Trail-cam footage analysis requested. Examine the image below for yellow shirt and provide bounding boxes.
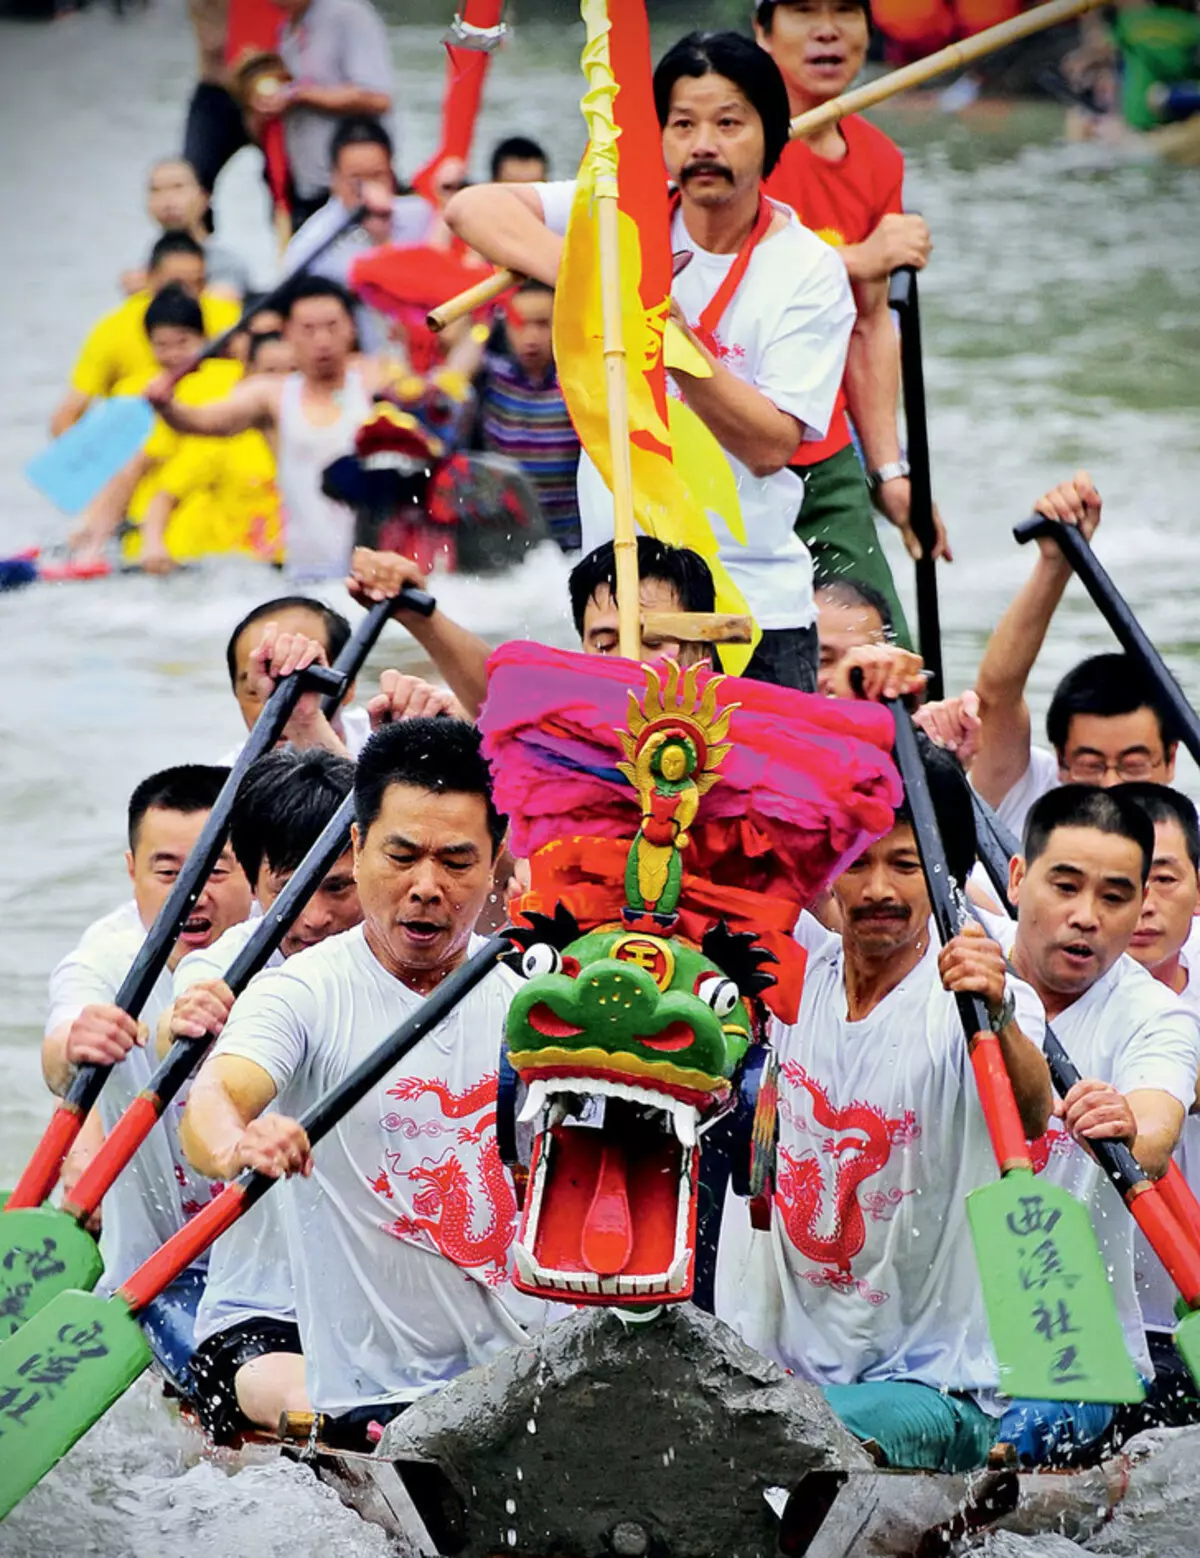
[70,291,241,399]
[151,429,282,562]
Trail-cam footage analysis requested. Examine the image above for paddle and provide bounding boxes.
[26,203,367,517]
[970,790,1019,917]
[1040,1028,1200,1388]
[0,794,355,1339]
[0,935,509,1520]
[888,267,944,697]
[3,660,344,1221]
[318,588,436,724]
[888,698,1143,1402]
[1014,516,1200,766]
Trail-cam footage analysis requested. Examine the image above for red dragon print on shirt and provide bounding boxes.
[775,1062,920,1307]
[378,1074,517,1284]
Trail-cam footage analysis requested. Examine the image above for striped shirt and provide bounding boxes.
[479,355,581,550]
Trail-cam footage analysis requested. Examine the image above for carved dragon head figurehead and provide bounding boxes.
[502,663,778,1305]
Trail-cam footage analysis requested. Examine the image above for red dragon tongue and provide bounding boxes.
[579,1140,634,1277]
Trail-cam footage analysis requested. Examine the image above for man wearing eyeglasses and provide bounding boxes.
[971,471,1178,839]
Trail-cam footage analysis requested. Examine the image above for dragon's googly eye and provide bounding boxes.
[695,972,740,1019]
[520,944,563,979]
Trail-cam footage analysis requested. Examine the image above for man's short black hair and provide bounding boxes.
[653,30,792,178]
[148,230,205,272]
[568,537,716,638]
[354,719,506,854]
[489,134,549,180]
[330,115,394,164]
[128,764,229,852]
[280,274,356,320]
[1023,783,1154,883]
[814,576,895,639]
[755,0,871,31]
[144,282,204,339]
[893,733,976,889]
[225,596,352,688]
[247,328,285,368]
[231,748,355,885]
[516,277,555,300]
[1045,652,1176,757]
[1116,781,1200,873]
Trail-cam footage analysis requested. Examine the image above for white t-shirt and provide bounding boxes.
[717,913,1044,1406]
[176,920,296,1345]
[535,180,855,633]
[1134,952,1200,1332]
[978,744,1059,844]
[219,703,373,767]
[1020,948,1200,1374]
[210,925,548,1412]
[45,901,222,1291]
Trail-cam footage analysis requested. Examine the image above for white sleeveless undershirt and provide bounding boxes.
[277,369,371,580]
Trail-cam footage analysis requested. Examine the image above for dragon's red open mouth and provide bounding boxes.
[512,1080,701,1304]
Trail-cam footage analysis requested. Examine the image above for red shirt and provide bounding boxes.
[764,114,905,468]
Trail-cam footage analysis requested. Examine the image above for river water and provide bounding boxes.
[1,5,1199,1555]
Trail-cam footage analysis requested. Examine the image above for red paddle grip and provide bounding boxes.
[62,1095,161,1223]
[970,1031,1032,1172]
[118,1180,248,1315]
[1159,1161,1200,1255]
[6,1104,84,1211]
[1129,1185,1200,1308]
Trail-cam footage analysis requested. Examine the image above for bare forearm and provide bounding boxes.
[400,608,491,720]
[444,186,563,287]
[1130,1092,1185,1180]
[181,1074,255,1179]
[845,304,901,470]
[50,389,90,439]
[290,84,390,116]
[976,553,1072,710]
[673,362,799,476]
[837,240,887,285]
[42,1022,73,1096]
[999,1022,1053,1140]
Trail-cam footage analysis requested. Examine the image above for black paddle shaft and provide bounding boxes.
[235,936,510,1216]
[1014,516,1200,767]
[888,265,944,700]
[1042,1026,1151,1201]
[970,790,1018,918]
[318,589,437,721]
[887,699,991,1040]
[63,661,345,1120]
[146,794,357,1107]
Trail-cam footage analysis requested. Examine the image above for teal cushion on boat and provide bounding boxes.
[823,1380,997,1473]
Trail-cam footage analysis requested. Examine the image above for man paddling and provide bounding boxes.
[148,276,385,580]
[985,785,1200,1463]
[717,739,1052,1472]
[181,720,547,1442]
[971,472,1179,837]
[754,0,944,644]
[444,30,856,691]
[41,766,252,1379]
[171,749,361,1441]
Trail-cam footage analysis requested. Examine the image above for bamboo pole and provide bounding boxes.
[790,0,1109,139]
[595,189,641,662]
[427,0,1108,333]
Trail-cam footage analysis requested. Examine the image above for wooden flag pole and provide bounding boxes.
[427,0,1107,335]
[596,189,641,662]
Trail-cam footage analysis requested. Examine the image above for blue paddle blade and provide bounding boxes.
[25,397,155,515]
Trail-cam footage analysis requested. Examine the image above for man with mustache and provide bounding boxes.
[445,31,856,692]
[754,0,943,647]
[983,784,1200,1463]
[718,741,1052,1472]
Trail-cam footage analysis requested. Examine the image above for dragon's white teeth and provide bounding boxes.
[671,1100,698,1148]
[513,1241,537,1284]
[518,1081,548,1124]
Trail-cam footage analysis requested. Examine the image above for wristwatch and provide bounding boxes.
[987,985,1017,1032]
[869,459,910,488]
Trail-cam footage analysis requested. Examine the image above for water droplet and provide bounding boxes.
[516,1467,524,1482]
[506,1497,517,1515]
[526,1417,538,1434]
[507,1529,517,1547]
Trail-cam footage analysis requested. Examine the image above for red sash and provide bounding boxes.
[670,192,774,356]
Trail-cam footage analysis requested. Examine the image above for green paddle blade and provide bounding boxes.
[0,1289,151,1520]
[1173,1308,1200,1391]
[968,1169,1144,1404]
[0,1209,104,1339]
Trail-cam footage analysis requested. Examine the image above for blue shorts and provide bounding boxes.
[998,1398,1114,1467]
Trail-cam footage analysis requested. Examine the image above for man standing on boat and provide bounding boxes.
[445,31,856,693]
[754,0,946,648]
[148,276,384,580]
[181,719,547,1444]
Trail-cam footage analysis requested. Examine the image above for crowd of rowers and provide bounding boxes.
[36,1,1200,1481]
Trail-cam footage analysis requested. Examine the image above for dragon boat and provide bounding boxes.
[152,644,1200,1556]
